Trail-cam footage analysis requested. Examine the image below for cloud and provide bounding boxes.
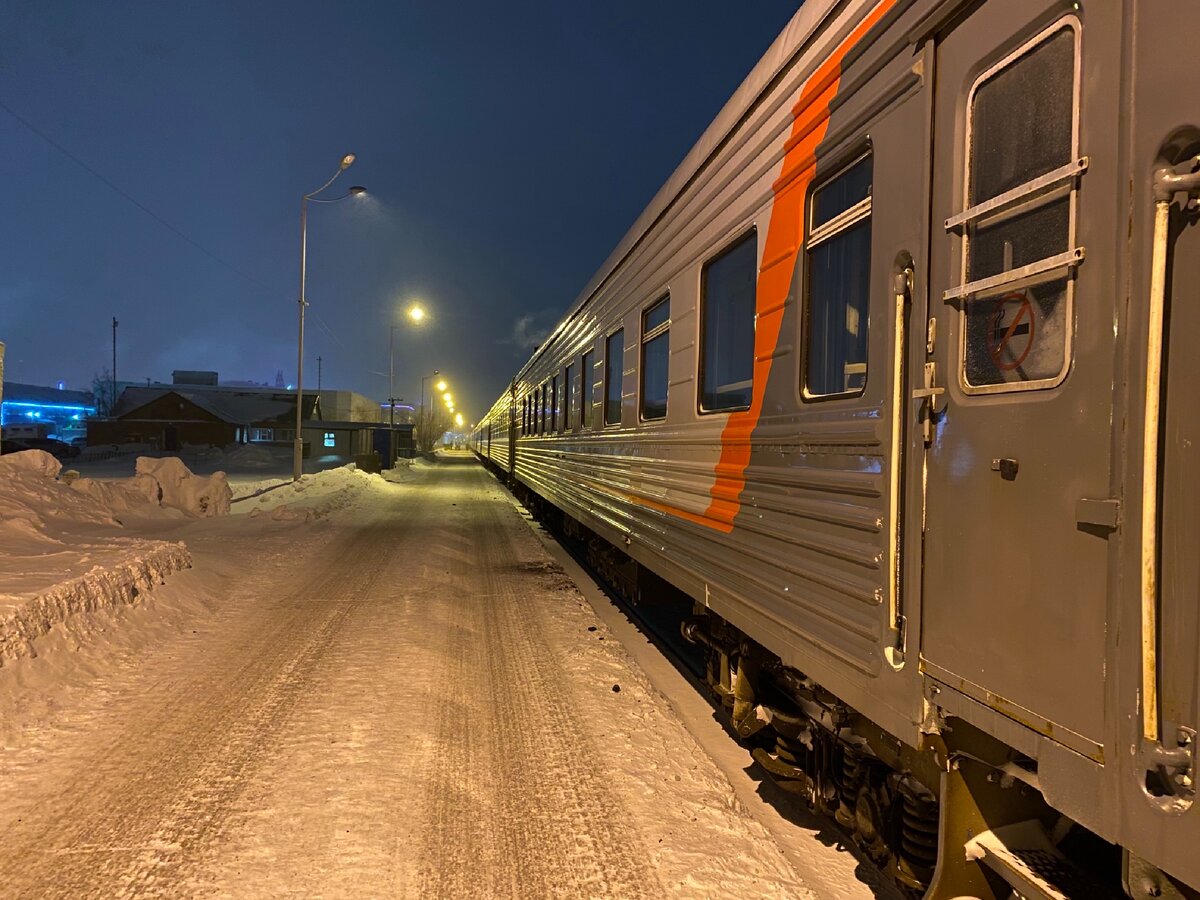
[504,314,550,351]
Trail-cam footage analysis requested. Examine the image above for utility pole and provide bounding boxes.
[317,355,323,392]
[111,316,118,414]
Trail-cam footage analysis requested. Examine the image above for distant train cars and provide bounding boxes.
[473,1,1200,896]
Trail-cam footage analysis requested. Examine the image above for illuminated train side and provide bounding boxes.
[474,0,1200,895]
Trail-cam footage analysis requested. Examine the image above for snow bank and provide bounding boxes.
[0,450,213,666]
[0,451,122,542]
[242,466,382,522]
[0,541,191,666]
[135,457,231,517]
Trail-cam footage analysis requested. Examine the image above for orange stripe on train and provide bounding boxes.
[699,0,897,533]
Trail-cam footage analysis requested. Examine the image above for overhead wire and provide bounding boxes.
[0,95,356,361]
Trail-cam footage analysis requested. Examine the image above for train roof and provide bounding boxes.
[512,0,849,385]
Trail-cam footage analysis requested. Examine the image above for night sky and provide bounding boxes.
[1,1,801,421]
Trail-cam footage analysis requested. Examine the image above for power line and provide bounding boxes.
[0,95,358,360]
[0,95,276,294]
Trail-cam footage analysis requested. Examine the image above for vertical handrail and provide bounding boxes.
[1141,195,1170,741]
[1143,156,1200,741]
[886,267,913,665]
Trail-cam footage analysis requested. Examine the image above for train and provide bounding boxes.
[471,0,1200,896]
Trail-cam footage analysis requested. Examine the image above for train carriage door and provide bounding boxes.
[922,4,1117,757]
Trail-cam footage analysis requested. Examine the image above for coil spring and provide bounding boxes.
[839,745,863,811]
[897,780,939,873]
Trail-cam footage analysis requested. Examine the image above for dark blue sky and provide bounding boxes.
[0,1,801,421]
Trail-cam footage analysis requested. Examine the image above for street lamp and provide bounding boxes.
[294,153,367,481]
[420,370,443,417]
[389,303,426,428]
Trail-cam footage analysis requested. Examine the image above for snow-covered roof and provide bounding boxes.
[114,387,315,425]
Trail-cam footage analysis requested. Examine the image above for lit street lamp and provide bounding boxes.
[389,301,427,428]
[294,153,366,481]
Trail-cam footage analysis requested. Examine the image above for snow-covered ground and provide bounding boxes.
[0,452,887,898]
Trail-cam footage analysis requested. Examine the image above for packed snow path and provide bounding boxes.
[0,458,852,898]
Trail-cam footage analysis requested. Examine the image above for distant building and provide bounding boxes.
[320,389,392,423]
[172,370,219,386]
[1,381,96,443]
[86,373,410,461]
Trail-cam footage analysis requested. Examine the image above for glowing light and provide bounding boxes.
[340,153,356,169]
[435,380,447,392]
[454,413,464,427]
[408,304,426,323]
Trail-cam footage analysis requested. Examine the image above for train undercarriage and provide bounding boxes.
[489,462,1184,899]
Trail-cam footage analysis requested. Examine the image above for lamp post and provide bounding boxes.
[389,303,427,428]
[420,370,443,417]
[294,154,366,481]
[388,324,399,428]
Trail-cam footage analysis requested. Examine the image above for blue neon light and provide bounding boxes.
[2,401,95,413]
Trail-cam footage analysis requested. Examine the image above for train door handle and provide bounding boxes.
[912,362,945,444]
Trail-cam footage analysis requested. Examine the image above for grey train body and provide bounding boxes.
[474,1,1200,896]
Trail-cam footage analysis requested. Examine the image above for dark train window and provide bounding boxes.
[550,374,559,433]
[541,382,549,434]
[804,153,872,398]
[640,294,670,420]
[959,23,1077,391]
[700,230,756,412]
[564,363,576,432]
[605,329,624,426]
[581,349,595,429]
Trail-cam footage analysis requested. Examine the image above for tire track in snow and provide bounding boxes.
[0,520,388,898]
[417,473,660,899]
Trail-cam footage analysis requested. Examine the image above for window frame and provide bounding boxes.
[604,328,625,427]
[954,16,1082,396]
[698,227,757,415]
[801,149,874,402]
[550,374,559,433]
[639,293,671,421]
[580,348,595,430]
[563,363,575,433]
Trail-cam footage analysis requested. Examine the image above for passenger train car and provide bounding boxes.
[473,0,1200,896]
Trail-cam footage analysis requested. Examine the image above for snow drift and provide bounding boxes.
[0,450,217,666]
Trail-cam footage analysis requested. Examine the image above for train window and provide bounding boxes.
[700,230,756,412]
[581,349,595,429]
[550,374,559,433]
[541,382,549,434]
[955,22,1079,392]
[564,363,575,432]
[640,294,670,420]
[605,329,624,426]
[804,153,872,398]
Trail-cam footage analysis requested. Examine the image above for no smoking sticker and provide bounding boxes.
[988,292,1035,371]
